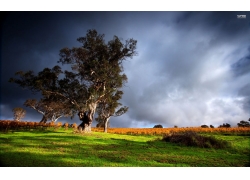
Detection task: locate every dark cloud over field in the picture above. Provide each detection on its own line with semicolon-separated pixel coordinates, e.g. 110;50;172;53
1;11;250;127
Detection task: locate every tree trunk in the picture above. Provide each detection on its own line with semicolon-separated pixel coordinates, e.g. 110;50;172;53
51;114;62;122
78;112;91;133
103;117;110;133
39;115;48;123
77;103;97;133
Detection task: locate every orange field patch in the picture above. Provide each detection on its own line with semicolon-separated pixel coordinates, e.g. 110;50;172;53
92;127;250;135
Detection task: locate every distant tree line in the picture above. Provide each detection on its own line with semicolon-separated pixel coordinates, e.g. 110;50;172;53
153;118;250;129
237;120;250;127
200;119;250;128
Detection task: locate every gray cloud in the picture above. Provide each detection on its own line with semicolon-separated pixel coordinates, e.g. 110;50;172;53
231;47;250;77
115;11;250;127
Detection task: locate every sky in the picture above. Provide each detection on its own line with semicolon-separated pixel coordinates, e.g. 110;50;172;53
1;11;250;128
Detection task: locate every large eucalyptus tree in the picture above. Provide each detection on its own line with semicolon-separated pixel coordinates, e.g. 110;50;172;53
10;29;137;132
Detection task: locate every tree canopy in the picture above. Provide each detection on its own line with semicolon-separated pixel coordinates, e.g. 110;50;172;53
9;29;137;132
24;98;73;123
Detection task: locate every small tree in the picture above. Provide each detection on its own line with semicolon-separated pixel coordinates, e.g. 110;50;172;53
24;98;73;123
96;90;128;133
12;107;26;121
210;125;214;128
237;120;250;127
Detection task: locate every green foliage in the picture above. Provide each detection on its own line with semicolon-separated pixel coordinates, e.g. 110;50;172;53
58;29;137;105
162;131;231;149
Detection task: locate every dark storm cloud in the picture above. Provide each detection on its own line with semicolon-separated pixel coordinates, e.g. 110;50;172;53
174;12;250;37
238;83;250;97
231;47;250;77
238;83;250;114
230;46;250;116
1;11;250;127
1;12;90;121
1;11;141;122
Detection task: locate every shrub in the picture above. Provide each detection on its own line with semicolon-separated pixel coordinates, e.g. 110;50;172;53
72;123;77;129
153;124;163;128
63;122;69;130
56;122;62;127
162;131;230;149
201;125;209;128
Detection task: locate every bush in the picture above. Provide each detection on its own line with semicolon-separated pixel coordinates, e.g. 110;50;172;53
162;131;230;149
72;123;77;129
201;125;209;128
153;124;163;128
62;122;69;130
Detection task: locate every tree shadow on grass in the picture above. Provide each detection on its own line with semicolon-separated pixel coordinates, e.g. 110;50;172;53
0;132;144;167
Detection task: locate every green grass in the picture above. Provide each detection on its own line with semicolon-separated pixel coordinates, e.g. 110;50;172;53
0;129;249;167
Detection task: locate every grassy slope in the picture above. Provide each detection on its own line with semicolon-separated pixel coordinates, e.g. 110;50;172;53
0;129;249;167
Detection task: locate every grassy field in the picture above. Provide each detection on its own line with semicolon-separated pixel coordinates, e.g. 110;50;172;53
0;128;249;167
